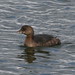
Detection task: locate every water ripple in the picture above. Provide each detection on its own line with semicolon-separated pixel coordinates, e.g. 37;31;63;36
0;0;75;75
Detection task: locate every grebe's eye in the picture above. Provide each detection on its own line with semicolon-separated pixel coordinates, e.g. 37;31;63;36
21;27;26;31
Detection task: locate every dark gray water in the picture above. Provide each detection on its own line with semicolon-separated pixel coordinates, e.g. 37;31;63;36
0;0;75;75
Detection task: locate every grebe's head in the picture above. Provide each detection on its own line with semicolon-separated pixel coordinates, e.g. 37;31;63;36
18;25;34;35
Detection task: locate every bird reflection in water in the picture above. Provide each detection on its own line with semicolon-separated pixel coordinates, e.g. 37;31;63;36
18;47;36;63
18;47;50;63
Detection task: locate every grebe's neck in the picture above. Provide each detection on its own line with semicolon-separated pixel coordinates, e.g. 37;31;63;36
25;33;35;47
26;34;34;40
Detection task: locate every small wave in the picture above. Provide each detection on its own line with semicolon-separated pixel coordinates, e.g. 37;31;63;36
59;59;75;63
1;25;12;28
58;19;75;23
26;1;38;4
0;9;12;13
0;70;18;75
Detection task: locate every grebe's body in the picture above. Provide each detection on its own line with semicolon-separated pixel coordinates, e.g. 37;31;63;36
18;25;61;47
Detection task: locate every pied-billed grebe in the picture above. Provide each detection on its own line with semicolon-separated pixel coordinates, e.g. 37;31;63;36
18;25;61;47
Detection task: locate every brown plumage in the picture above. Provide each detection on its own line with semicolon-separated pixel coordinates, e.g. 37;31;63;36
18;25;61;47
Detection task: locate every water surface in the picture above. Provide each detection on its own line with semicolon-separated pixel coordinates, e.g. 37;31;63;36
0;0;75;75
